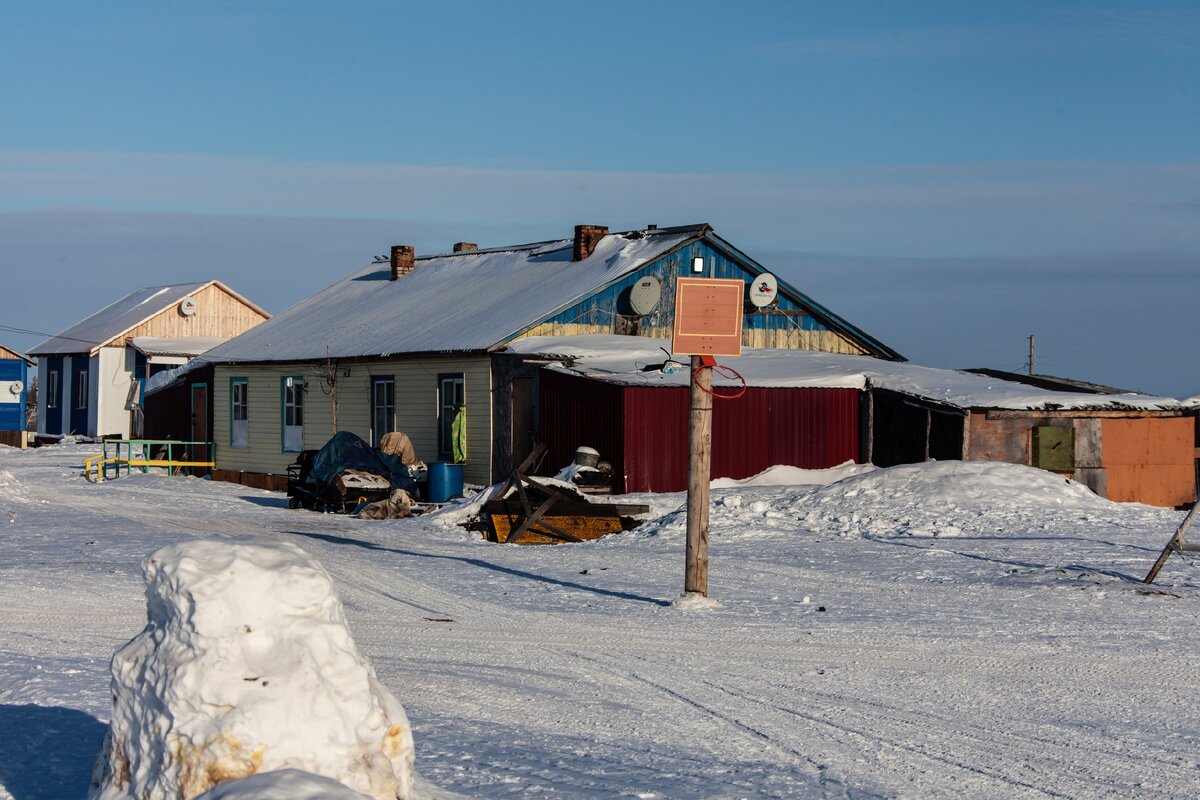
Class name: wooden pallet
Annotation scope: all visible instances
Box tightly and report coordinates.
[486,446,648,545]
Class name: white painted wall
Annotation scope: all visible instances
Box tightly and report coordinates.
[94,347,134,438]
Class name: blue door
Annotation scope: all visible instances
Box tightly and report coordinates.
[69,357,89,436]
[44,356,63,435]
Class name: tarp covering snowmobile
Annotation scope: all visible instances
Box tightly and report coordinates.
[288,431,418,511]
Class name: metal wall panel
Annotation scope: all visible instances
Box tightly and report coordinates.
[621,384,860,493]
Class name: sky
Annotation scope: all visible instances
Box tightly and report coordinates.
[1,1,1197,395]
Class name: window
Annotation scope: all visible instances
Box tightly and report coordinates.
[282,376,304,452]
[438,373,465,461]
[47,370,59,409]
[75,369,88,409]
[231,378,248,449]
[371,376,395,447]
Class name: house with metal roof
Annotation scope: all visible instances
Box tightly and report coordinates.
[199,223,901,490]
[28,281,270,439]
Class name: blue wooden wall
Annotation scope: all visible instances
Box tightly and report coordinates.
[535,239,837,338]
[0,359,28,432]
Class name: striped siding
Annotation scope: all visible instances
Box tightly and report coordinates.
[214,357,493,485]
[515,242,868,354]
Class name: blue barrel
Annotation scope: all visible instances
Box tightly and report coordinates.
[426,462,464,503]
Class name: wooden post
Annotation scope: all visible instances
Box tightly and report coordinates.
[685,356,712,596]
[1144,502,1200,584]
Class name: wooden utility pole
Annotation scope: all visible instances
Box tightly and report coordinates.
[685,356,712,596]
[1028,335,1036,376]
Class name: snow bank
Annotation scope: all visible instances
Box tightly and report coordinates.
[710,461,875,488]
[194,769,372,799]
[639,461,1118,541]
[90,539,414,800]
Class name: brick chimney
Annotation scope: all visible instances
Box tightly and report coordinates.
[453,242,478,253]
[573,224,608,261]
[390,245,414,280]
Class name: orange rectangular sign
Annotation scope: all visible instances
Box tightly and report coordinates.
[672,277,744,356]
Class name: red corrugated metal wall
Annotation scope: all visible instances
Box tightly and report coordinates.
[540,370,860,494]
[538,370,626,486]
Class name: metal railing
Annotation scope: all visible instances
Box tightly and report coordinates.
[84,439,215,483]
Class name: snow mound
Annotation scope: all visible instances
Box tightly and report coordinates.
[638,461,1118,541]
[0,469,29,502]
[710,461,875,488]
[791,461,1115,538]
[195,769,372,799]
[90,539,414,800]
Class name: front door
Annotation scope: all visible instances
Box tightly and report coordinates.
[191,383,209,475]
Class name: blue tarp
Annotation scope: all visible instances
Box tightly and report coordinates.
[306,431,417,494]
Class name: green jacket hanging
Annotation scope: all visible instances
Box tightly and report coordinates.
[451,403,467,463]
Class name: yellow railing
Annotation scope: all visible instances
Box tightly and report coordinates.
[84,439,215,483]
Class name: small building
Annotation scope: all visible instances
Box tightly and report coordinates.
[0,344,34,447]
[196,224,900,490]
[27,281,270,439]
[509,336,1192,507]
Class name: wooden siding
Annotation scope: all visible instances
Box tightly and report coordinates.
[119,283,269,344]
[214,356,493,486]
[514,241,869,354]
[0,345,32,365]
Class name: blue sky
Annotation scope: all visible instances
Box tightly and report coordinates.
[1,1,1197,394]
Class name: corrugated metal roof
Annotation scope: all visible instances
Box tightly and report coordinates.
[205,228,699,363]
[507,334,1184,413]
[130,336,229,357]
[28,283,210,356]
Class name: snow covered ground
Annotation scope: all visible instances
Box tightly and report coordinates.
[2,443,1200,799]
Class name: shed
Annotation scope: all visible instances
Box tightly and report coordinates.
[0,344,34,447]
[508,335,1191,506]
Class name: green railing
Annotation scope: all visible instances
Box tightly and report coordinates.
[84,439,215,482]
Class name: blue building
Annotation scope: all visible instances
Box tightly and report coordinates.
[0,344,33,446]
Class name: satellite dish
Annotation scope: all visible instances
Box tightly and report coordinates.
[748,273,778,308]
[8,381,22,395]
[629,276,662,316]
[179,298,197,316]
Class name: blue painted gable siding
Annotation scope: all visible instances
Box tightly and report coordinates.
[535,239,836,338]
[0,359,27,431]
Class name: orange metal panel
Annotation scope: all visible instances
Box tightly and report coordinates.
[1102,417,1194,506]
[672,278,744,356]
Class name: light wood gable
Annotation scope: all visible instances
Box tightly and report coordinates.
[213,356,493,485]
[106,281,270,352]
[0,345,34,366]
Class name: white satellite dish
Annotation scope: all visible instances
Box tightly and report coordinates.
[748,273,778,308]
[629,276,662,316]
[179,298,197,316]
[8,381,22,395]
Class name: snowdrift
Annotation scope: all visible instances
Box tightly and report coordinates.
[90,539,414,800]
[639,460,1119,540]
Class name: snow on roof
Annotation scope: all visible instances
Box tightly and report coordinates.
[130,336,228,357]
[143,358,205,397]
[505,334,1184,412]
[28,282,211,356]
[204,229,699,363]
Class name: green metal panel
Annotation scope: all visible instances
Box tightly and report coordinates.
[1033,426,1075,472]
